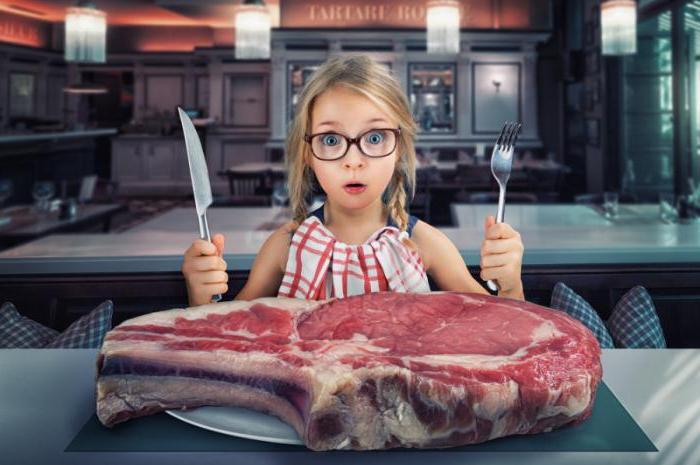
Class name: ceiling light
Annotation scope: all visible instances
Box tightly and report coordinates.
[601,0,637,55]
[426,0,461,55]
[235,0,271,60]
[65,1,107,63]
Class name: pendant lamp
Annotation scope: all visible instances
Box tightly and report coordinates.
[235,0,271,60]
[601,0,637,55]
[426,0,461,55]
[64,1,107,63]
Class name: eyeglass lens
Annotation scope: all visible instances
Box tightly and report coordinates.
[310,129,397,160]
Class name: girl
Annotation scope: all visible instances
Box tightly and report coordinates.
[182,55,525,306]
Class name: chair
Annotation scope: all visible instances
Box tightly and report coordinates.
[525,167,566,193]
[410,166,440,222]
[463,192,538,204]
[63,176,120,204]
[454,163,494,190]
[217,169,271,206]
[265,169,288,197]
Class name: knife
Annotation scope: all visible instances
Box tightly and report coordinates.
[178,107,222,302]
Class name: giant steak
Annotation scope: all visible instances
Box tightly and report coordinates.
[96,291,602,450]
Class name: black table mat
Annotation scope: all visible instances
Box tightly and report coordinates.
[66,381,656,453]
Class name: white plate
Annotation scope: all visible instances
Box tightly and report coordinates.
[166,406,304,445]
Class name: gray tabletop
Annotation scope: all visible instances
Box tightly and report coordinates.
[0,203,124,236]
[0,204,699,275]
[126,207,289,233]
[1,349,698,465]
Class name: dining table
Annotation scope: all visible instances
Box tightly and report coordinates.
[0,203,126,249]
[1,348,697,464]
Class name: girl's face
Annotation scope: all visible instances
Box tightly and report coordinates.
[308,85,399,211]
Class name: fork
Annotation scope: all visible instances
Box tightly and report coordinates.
[486,121,522,293]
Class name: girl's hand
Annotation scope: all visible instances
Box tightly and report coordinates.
[480,216,525,300]
[181,233,228,307]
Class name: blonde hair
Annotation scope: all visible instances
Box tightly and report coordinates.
[285,55,418,232]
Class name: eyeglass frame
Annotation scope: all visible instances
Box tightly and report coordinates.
[303,127,401,161]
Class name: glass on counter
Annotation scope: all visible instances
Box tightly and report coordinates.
[659,192,678,223]
[409,63,456,134]
[603,191,619,219]
[32,181,55,213]
[0,179,13,227]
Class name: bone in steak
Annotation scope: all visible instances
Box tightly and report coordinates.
[96,291,602,450]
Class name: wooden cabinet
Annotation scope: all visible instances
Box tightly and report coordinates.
[112,139,143,185]
[111,137,189,195]
[144,75,184,115]
[223,74,268,127]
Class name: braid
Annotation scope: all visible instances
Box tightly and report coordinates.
[385,171,410,232]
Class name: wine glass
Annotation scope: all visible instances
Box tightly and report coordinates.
[659,192,678,224]
[0,179,13,226]
[0,179,12,206]
[602,192,619,219]
[32,181,55,212]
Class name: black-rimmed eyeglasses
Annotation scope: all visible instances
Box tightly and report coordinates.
[304,128,401,161]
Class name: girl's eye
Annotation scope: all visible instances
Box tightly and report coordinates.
[321,134,341,146]
[365,131,385,145]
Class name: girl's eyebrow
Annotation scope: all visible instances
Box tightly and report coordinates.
[316,117,391,129]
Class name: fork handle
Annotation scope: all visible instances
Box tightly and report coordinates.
[486,186,507,292]
[495,185,506,223]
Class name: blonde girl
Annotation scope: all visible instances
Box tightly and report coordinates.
[182,55,525,306]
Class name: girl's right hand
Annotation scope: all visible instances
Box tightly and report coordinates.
[181,233,228,307]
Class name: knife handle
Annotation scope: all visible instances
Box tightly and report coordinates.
[198,213,223,303]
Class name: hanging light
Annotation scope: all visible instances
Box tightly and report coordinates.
[64,1,107,63]
[426,0,460,55]
[235,0,271,60]
[601,0,637,55]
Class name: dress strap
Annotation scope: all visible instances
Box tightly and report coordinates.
[309,205,325,222]
[387,214,419,237]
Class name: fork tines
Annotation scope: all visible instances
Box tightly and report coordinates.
[496,122,522,150]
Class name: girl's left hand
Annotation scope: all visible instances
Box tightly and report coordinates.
[480,215,525,299]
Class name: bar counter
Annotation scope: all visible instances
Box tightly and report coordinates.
[0,128,118,146]
[0,204,698,346]
[0,205,698,274]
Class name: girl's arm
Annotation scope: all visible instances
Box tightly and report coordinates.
[411,220,525,301]
[410,220,490,296]
[233,221,295,301]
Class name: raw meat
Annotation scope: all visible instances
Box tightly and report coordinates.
[96,291,602,450]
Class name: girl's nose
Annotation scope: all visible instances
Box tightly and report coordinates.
[343,144,365,169]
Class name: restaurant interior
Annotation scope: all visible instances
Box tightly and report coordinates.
[0,0,698,348]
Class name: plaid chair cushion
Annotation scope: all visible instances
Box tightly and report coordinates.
[0,302,59,348]
[550,282,615,349]
[45,300,113,348]
[606,286,666,348]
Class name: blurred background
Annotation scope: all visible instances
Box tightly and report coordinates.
[0,0,698,347]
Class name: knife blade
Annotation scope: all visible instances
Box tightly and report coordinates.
[178,107,222,302]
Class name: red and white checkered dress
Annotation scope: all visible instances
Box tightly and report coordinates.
[278,207,430,300]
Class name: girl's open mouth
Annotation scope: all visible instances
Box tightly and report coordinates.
[343,183,367,194]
